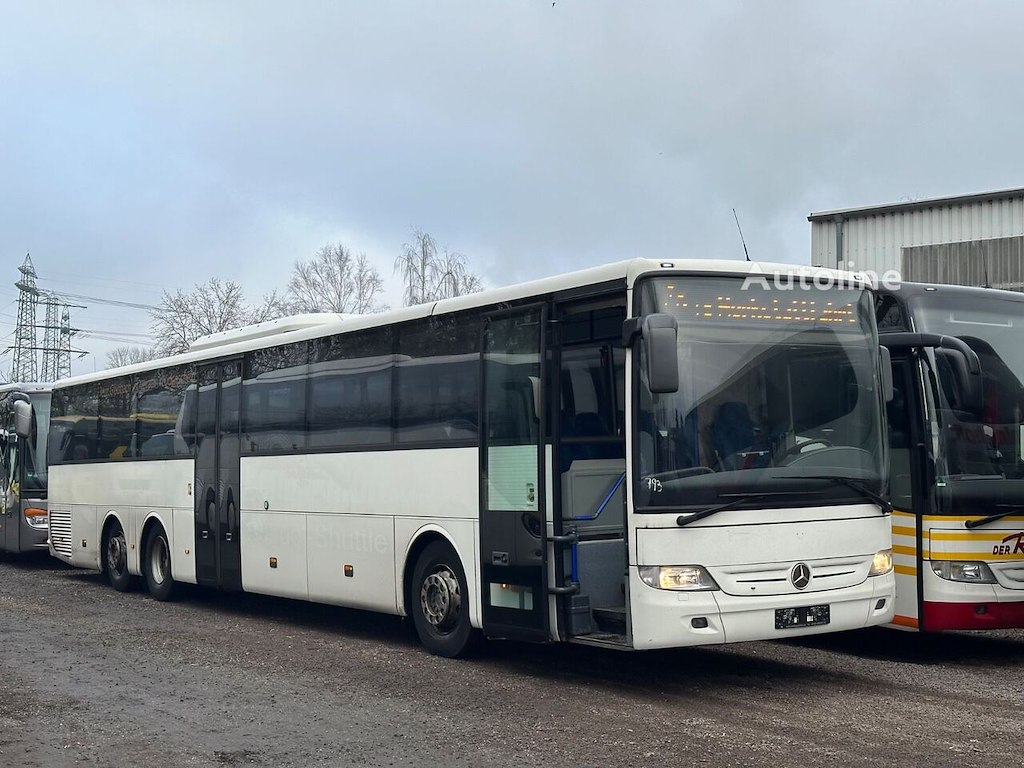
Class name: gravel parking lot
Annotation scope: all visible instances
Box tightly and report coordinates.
[1,552,1021,768]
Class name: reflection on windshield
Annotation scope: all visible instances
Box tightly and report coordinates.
[636,278,885,510]
[911,295,1024,512]
[0,392,50,494]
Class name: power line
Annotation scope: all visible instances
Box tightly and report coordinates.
[78,328,152,338]
[36,271,169,293]
[47,291,157,311]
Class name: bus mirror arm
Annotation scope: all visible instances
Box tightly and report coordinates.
[622,318,641,347]
[879,345,894,403]
[880,332,983,414]
[880,333,981,375]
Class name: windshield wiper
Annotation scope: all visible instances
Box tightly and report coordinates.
[786,476,893,514]
[676,491,821,527]
[965,506,1024,529]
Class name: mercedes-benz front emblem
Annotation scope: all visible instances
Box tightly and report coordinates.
[791,562,811,590]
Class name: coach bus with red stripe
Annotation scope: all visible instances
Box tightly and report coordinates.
[876,282,1024,630]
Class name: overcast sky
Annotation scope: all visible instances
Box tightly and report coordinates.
[2,1,1023,374]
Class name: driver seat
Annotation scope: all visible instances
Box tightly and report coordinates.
[712,402,764,470]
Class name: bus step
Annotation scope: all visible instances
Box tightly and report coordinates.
[568,632,630,649]
[592,605,627,633]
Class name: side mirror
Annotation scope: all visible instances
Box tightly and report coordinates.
[642,314,679,394]
[12,400,32,440]
[935,348,984,416]
[879,345,894,403]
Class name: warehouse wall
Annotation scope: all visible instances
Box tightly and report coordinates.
[902,235,1024,291]
[810,196,1024,273]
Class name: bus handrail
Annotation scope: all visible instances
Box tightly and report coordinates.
[573,473,626,522]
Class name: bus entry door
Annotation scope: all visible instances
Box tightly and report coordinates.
[480,305,550,641]
[194,361,242,591]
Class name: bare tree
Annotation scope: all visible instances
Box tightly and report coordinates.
[150,278,287,355]
[395,230,436,307]
[105,345,160,369]
[286,243,387,315]
[351,252,388,314]
[434,249,484,298]
[251,288,290,324]
[394,229,483,307]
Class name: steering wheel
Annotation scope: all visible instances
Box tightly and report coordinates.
[782,438,833,458]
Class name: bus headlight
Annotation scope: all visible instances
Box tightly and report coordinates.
[931,560,997,584]
[869,549,893,576]
[23,507,48,529]
[639,565,719,591]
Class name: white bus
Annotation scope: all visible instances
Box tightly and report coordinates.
[1,383,52,553]
[876,282,1024,630]
[47,259,895,656]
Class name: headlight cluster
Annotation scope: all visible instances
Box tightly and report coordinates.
[869,549,893,576]
[638,565,719,591]
[931,560,997,584]
[23,507,48,530]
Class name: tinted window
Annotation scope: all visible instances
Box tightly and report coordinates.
[48,384,100,463]
[97,377,134,459]
[243,343,309,453]
[396,314,480,444]
[47,389,69,466]
[135,364,195,458]
[309,327,393,448]
[559,344,625,471]
[485,309,541,445]
[875,294,907,332]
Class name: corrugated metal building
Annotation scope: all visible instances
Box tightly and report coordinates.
[808,187,1024,290]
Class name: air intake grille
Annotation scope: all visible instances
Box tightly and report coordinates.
[49,509,72,558]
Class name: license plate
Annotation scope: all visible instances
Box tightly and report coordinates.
[775,604,830,630]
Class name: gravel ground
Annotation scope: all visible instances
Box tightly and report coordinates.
[1,552,1021,768]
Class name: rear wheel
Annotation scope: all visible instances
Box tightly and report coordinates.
[103,519,133,592]
[143,524,176,601]
[410,540,480,658]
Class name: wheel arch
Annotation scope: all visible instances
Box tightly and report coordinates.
[99,510,129,574]
[400,525,480,629]
[140,512,171,560]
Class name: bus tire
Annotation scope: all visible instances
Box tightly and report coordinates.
[411,540,480,658]
[142,524,176,601]
[102,519,133,592]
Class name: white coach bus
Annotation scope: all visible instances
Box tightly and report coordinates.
[47,259,895,656]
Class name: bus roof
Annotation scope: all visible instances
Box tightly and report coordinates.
[0,382,54,395]
[877,280,1024,303]
[52,257,872,390]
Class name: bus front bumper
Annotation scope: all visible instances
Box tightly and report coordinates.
[922,599,1024,630]
[628,567,895,649]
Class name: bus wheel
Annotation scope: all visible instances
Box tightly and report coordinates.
[103,520,133,592]
[143,525,176,601]
[411,541,480,658]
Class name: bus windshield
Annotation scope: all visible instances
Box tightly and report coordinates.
[910,292,1024,513]
[1,390,50,495]
[635,276,885,511]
